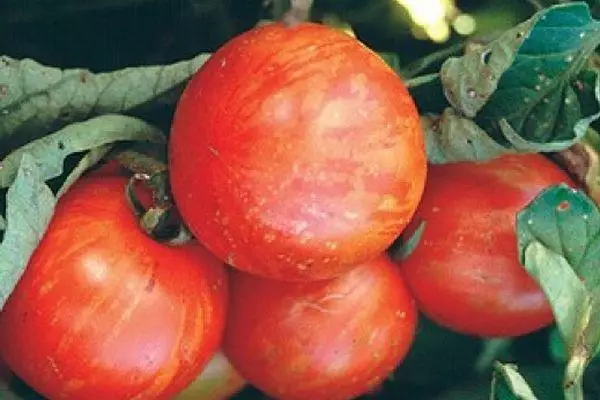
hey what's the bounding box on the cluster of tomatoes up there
[0,22,573,400]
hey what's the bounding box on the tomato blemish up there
[557,200,570,211]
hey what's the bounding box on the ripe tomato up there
[399,154,573,337]
[176,351,245,400]
[223,254,417,400]
[169,22,426,281]
[0,176,228,400]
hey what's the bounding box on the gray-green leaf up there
[522,241,590,353]
[422,108,514,164]
[491,362,539,400]
[516,183,600,288]
[0,53,209,152]
[0,114,165,189]
[475,3,600,148]
[0,153,56,309]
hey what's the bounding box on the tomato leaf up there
[0,153,56,310]
[474,3,600,149]
[474,339,513,374]
[522,241,590,352]
[490,362,539,400]
[55,144,113,198]
[432,3,600,164]
[0,53,209,153]
[517,184,600,397]
[516,184,600,288]
[0,114,165,190]
[422,108,513,164]
[391,220,426,261]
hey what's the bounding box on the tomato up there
[0,176,228,400]
[399,154,573,337]
[169,22,426,281]
[223,254,417,400]
[176,350,246,400]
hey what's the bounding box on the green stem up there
[405,73,440,89]
[400,43,464,79]
[564,354,588,400]
[564,380,585,400]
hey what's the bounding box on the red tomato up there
[176,351,246,400]
[223,254,417,400]
[0,176,228,400]
[169,22,426,281]
[399,154,573,337]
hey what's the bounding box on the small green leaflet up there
[423,108,514,164]
[490,363,538,400]
[517,184,600,396]
[522,241,590,353]
[517,184,600,288]
[426,3,600,164]
[0,52,209,152]
[0,154,56,310]
[0,114,165,189]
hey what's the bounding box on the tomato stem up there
[564,353,587,400]
[125,173,194,246]
[115,149,167,177]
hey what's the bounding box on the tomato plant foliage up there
[2,1,600,399]
[422,3,600,164]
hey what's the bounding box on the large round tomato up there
[223,254,417,400]
[399,154,573,337]
[0,176,228,400]
[169,22,426,281]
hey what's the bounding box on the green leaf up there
[0,53,209,152]
[516,184,600,288]
[521,241,590,353]
[56,144,113,198]
[422,108,515,164]
[379,52,401,74]
[491,362,539,400]
[391,220,426,261]
[517,185,600,398]
[550,326,570,363]
[476,3,600,149]
[0,114,165,189]
[475,339,514,374]
[435,365,564,400]
[0,153,56,309]
[437,3,600,163]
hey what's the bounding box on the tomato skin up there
[399,154,573,337]
[0,176,229,400]
[169,22,426,281]
[223,254,417,400]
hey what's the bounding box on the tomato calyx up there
[125,171,193,245]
